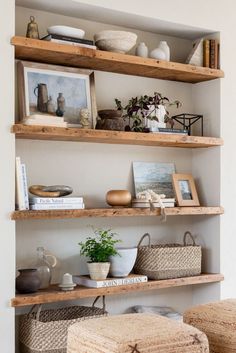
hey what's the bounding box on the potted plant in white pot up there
[79,228,121,280]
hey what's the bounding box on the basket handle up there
[183,231,196,246]
[92,295,106,313]
[28,304,42,321]
[137,233,151,248]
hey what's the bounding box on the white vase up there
[109,247,137,277]
[150,47,166,60]
[159,41,170,61]
[87,262,110,280]
[146,104,167,132]
[135,42,148,58]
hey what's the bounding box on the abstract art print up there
[133,162,176,198]
[17,61,97,127]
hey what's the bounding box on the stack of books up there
[41,34,96,49]
[29,196,85,210]
[132,198,175,208]
[15,157,29,210]
[203,39,220,69]
[155,128,188,135]
[73,274,148,288]
[23,114,68,127]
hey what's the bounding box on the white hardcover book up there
[50,38,97,49]
[23,119,68,127]
[15,157,25,210]
[132,202,175,208]
[21,164,29,210]
[73,274,148,288]
[29,196,84,204]
[30,203,85,210]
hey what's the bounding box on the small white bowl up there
[94,30,137,54]
[47,26,85,39]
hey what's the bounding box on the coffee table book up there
[73,274,148,288]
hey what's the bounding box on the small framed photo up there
[17,61,97,128]
[172,173,200,206]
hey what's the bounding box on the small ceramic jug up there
[150,47,166,60]
[135,42,148,58]
[159,41,170,61]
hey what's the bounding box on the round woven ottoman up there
[184,299,236,353]
[67,313,209,353]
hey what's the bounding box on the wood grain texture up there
[11,36,224,83]
[11,207,224,220]
[11,273,224,307]
[12,124,223,148]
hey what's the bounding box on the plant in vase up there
[79,228,121,280]
[115,92,181,132]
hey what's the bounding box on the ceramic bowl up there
[94,30,137,53]
[109,247,138,277]
[47,25,85,39]
[106,190,132,207]
[98,109,122,119]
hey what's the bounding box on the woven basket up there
[134,232,201,280]
[19,296,107,353]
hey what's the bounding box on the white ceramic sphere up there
[150,47,166,60]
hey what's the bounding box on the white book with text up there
[73,274,148,288]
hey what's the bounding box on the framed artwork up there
[133,162,176,198]
[172,173,200,206]
[17,61,97,127]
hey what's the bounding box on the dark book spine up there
[157,128,188,134]
[203,39,210,67]
[210,39,216,69]
[43,34,94,45]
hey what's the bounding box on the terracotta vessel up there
[16,268,41,294]
[106,190,132,207]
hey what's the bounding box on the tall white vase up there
[159,41,170,61]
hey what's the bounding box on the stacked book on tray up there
[41,33,96,49]
[29,196,85,210]
[132,198,175,208]
[73,274,148,288]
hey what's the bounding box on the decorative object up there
[47,25,85,39]
[19,296,107,353]
[184,299,236,353]
[109,247,138,277]
[115,92,181,132]
[16,268,41,294]
[94,30,137,53]
[59,273,76,291]
[47,96,55,114]
[106,190,132,207]
[133,162,176,198]
[172,174,200,206]
[185,38,203,66]
[79,229,121,280]
[158,41,170,61]
[96,109,124,131]
[67,313,209,353]
[26,16,39,39]
[134,232,201,280]
[73,274,147,288]
[17,61,97,128]
[150,47,166,60]
[35,247,57,289]
[135,42,148,57]
[80,108,91,128]
[171,113,204,136]
[29,185,73,197]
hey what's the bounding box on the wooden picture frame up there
[17,61,97,128]
[172,173,200,206]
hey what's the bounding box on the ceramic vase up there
[16,268,41,293]
[109,247,138,277]
[106,190,132,207]
[150,47,166,60]
[87,262,110,280]
[159,41,170,61]
[135,42,148,57]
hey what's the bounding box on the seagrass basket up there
[19,296,107,353]
[134,232,201,280]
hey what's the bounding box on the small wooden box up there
[67,313,209,353]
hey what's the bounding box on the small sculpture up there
[26,16,39,39]
[80,108,91,128]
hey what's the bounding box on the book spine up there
[217,43,220,69]
[21,164,29,210]
[210,39,216,69]
[203,39,210,67]
[47,34,94,45]
[30,203,85,210]
[49,38,96,49]
[132,203,175,208]
[30,197,84,204]
[157,128,188,134]
[75,276,148,288]
[15,157,25,210]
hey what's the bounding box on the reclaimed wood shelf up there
[12,124,223,148]
[11,207,224,220]
[11,36,224,83]
[11,273,224,307]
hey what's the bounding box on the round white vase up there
[150,47,166,60]
[158,41,170,61]
[87,262,110,280]
[135,42,148,58]
[109,247,138,277]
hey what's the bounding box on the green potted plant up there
[115,92,181,132]
[79,228,121,280]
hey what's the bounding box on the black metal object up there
[171,113,203,136]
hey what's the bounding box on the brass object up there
[26,16,39,39]
[106,190,132,207]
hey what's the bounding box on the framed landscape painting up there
[17,61,97,127]
[133,162,176,198]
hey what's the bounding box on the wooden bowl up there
[98,109,122,119]
[106,190,132,207]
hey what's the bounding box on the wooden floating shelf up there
[11,273,224,307]
[11,36,224,83]
[12,124,223,148]
[11,207,224,220]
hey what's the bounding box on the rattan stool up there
[67,313,209,353]
[184,299,236,353]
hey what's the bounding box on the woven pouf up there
[67,313,209,353]
[184,299,236,353]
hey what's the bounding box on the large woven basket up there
[134,232,201,280]
[19,296,107,353]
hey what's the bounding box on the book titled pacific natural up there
[73,274,148,288]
